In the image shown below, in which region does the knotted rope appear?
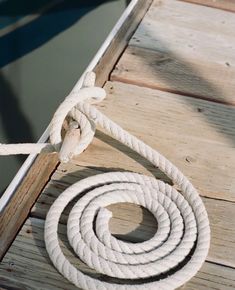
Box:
[0,72,210,289]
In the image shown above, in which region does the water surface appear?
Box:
[0,0,129,195]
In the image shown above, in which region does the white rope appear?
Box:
[0,72,210,289]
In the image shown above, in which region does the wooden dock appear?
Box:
[1,0,235,289]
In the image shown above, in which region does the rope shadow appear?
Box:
[30,164,157,286]
[29,118,176,283]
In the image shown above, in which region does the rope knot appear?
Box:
[0,68,210,288]
[49,72,106,163]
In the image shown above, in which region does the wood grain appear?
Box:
[2,80,235,287]
[111,45,235,105]
[1,1,235,288]
[1,217,235,290]
[31,163,235,268]
[111,0,235,104]
[0,153,59,260]
[29,81,235,269]
[180,0,235,13]
[55,81,235,202]
[130,0,235,62]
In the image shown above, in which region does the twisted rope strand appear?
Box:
[0,72,210,290]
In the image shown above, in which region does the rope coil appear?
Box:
[0,72,210,289]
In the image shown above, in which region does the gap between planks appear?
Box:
[111,0,235,105]
[30,80,235,269]
[1,1,235,287]
[1,79,235,288]
[72,81,235,203]
[111,45,235,105]
[29,81,235,270]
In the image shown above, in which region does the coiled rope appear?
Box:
[0,72,210,289]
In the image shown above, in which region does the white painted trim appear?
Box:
[0,0,139,213]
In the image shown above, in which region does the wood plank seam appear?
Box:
[206,260,235,270]
[111,45,235,106]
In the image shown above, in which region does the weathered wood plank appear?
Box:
[130,0,235,62]
[31,163,235,268]
[111,45,235,105]
[179,262,235,290]
[112,0,235,104]
[2,78,235,287]
[24,79,235,288]
[2,1,235,288]
[31,81,235,267]
[0,218,84,290]
[0,153,59,261]
[180,0,235,13]
[1,217,235,290]
[54,81,235,202]
[203,198,235,267]
[0,0,153,261]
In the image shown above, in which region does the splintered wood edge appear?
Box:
[0,0,153,261]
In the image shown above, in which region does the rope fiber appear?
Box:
[0,72,210,289]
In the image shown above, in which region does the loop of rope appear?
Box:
[49,85,106,154]
[45,172,209,290]
[0,72,210,289]
[0,72,106,157]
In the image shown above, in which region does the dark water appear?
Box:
[0,0,129,195]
